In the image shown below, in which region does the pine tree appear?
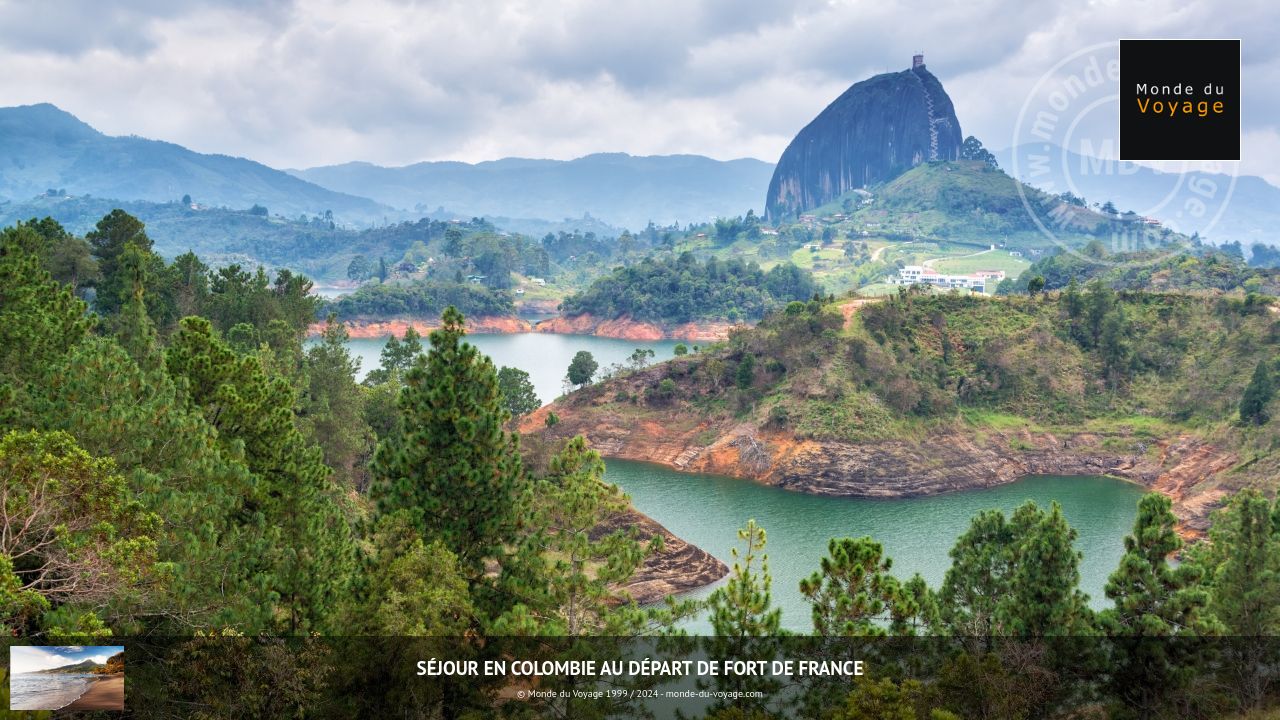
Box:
[499,436,667,635]
[939,509,1017,636]
[707,519,782,638]
[1100,493,1218,717]
[0,226,95,425]
[112,242,163,371]
[1202,490,1280,636]
[1239,360,1274,425]
[36,336,271,631]
[300,315,375,489]
[86,209,152,315]
[996,502,1093,636]
[1102,493,1213,635]
[800,536,936,636]
[703,520,786,719]
[370,307,527,571]
[167,317,356,632]
[1194,490,1280,710]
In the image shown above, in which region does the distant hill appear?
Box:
[0,104,392,223]
[36,660,102,674]
[0,194,482,281]
[994,143,1280,251]
[290,153,774,231]
[766,61,962,221]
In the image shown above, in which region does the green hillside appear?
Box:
[814,160,1168,255]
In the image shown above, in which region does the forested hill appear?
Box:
[558,253,820,324]
[1005,240,1280,295]
[327,280,515,320]
[531,287,1280,537]
[0,195,494,282]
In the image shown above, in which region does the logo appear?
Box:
[1011,41,1238,266]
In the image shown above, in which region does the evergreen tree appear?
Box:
[1194,490,1280,710]
[996,502,1093,636]
[800,536,937,636]
[167,317,356,632]
[1100,493,1218,718]
[370,307,527,571]
[707,519,782,638]
[497,366,541,417]
[86,209,152,315]
[112,242,163,370]
[300,315,375,489]
[380,326,422,374]
[1239,360,1274,425]
[939,509,1017,637]
[340,512,474,635]
[1201,490,1280,636]
[703,520,786,719]
[0,226,95,426]
[36,337,269,631]
[1102,493,1213,635]
[499,437,669,635]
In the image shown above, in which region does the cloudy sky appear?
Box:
[2,0,1278,181]
[10,646,124,674]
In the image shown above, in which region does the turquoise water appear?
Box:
[340,334,681,406]
[336,332,1145,634]
[604,460,1146,633]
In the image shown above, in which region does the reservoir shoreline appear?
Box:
[312,315,740,343]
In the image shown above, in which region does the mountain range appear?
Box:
[0,104,391,223]
[995,144,1280,250]
[3,102,1279,249]
[0,103,773,231]
[288,153,774,231]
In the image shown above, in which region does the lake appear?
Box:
[338,334,682,406]
[606,461,1145,633]
[337,332,1146,633]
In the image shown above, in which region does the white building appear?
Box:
[895,265,1006,294]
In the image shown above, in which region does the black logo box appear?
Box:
[1120,39,1240,161]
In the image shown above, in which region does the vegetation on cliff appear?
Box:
[559,252,820,323]
[1006,240,1280,295]
[560,287,1277,440]
[326,279,515,320]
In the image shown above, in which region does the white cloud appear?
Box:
[9,648,75,674]
[0,0,1276,172]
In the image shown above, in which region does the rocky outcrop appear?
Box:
[534,314,742,342]
[766,61,962,220]
[521,401,1238,541]
[315,315,531,338]
[604,508,728,604]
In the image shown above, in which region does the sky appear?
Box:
[10,646,124,674]
[1,0,1278,183]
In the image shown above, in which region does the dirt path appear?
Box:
[923,247,991,268]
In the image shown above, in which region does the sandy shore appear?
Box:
[64,674,124,711]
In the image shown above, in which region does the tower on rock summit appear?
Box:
[764,55,962,221]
